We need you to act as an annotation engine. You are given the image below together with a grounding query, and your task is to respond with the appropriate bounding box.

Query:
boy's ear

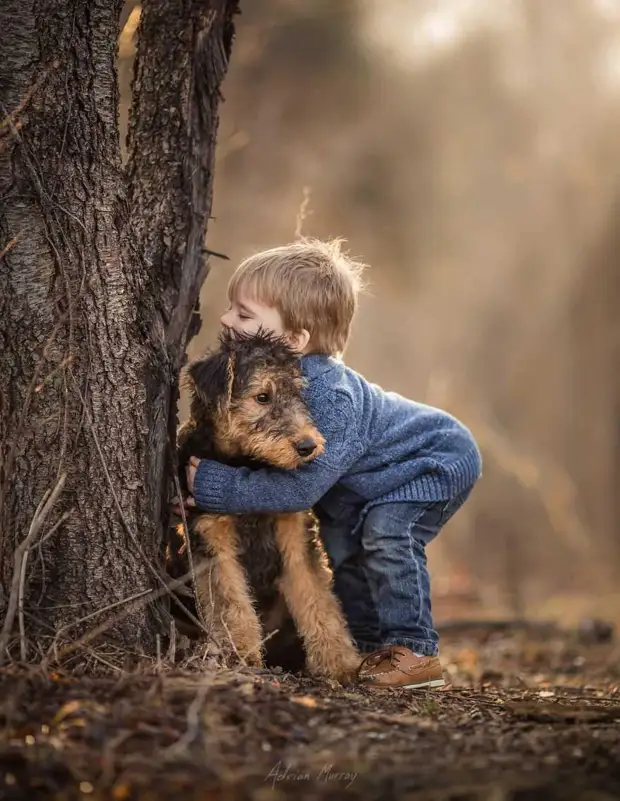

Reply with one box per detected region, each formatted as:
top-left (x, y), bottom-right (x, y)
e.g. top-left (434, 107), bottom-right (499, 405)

top-left (288, 328), bottom-right (310, 354)
top-left (182, 347), bottom-right (236, 413)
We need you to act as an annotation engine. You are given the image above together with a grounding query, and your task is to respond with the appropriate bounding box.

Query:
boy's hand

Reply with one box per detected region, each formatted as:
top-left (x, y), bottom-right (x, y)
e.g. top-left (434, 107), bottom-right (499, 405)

top-left (170, 494), bottom-right (195, 516)
top-left (170, 456), bottom-right (201, 515)
top-left (186, 456), bottom-right (201, 496)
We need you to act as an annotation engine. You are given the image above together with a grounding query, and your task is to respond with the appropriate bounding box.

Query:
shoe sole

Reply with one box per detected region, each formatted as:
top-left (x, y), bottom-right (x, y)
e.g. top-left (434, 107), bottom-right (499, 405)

top-left (361, 676), bottom-right (450, 690)
top-left (401, 678), bottom-right (447, 690)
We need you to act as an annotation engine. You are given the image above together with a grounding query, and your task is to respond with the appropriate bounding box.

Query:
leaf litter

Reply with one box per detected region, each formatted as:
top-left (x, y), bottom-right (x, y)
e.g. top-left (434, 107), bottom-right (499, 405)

top-left (0, 625), bottom-right (619, 801)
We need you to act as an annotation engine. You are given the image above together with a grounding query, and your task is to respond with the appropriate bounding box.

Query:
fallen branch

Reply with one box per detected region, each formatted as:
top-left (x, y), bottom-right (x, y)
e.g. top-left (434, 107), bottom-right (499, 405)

top-left (0, 473), bottom-right (66, 665)
top-left (46, 561), bottom-right (211, 667)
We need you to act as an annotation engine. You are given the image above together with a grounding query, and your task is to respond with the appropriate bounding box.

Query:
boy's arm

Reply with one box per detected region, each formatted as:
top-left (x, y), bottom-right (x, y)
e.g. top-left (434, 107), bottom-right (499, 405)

top-left (190, 404), bottom-right (363, 515)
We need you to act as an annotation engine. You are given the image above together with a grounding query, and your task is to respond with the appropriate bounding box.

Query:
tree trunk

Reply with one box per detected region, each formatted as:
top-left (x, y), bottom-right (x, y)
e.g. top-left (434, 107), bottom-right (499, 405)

top-left (0, 0), bottom-right (237, 667)
top-left (126, 0), bottom-right (238, 515)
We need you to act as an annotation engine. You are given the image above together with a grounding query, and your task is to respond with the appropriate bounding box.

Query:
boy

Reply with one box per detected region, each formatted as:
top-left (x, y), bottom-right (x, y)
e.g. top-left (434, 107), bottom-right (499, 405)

top-left (181, 238), bottom-right (482, 689)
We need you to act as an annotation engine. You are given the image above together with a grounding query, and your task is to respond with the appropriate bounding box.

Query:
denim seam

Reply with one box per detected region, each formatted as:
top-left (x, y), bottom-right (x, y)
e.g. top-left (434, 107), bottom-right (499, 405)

top-left (405, 517), bottom-right (423, 629)
top-left (359, 559), bottom-right (381, 639)
top-left (374, 502), bottom-right (440, 529)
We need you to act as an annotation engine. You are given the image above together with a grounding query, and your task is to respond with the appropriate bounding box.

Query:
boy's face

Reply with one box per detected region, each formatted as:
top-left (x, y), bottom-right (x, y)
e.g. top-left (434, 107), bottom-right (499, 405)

top-left (220, 292), bottom-right (311, 353)
top-left (220, 293), bottom-right (288, 338)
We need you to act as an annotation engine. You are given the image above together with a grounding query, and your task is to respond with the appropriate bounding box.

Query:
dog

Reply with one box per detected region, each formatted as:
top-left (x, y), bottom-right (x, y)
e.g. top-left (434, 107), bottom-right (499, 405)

top-left (170, 328), bottom-right (360, 682)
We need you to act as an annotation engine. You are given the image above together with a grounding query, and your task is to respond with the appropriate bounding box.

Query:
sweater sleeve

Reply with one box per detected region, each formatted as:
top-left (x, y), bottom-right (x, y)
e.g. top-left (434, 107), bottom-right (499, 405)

top-left (190, 396), bottom-right (363, 514)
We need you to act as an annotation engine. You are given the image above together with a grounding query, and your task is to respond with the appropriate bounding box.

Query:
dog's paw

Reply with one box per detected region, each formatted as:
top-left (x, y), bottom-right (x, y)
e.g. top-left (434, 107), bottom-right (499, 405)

top-left (239, 648), bottom-right (265, 669)
top-left (333, 654), bottom-right (363, 685)
top-left (307, 647), bottom-right (361, 684)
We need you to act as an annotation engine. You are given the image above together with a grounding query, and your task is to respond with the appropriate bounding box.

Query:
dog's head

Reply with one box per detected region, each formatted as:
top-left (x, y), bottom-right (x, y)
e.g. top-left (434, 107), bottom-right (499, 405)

top-left (183, 328), bottom-right (325, 469)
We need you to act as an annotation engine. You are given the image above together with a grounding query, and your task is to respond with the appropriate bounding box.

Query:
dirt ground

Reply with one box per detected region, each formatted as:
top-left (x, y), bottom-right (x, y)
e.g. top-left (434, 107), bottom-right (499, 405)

top-left (0, 622), bottom-right (619, 801)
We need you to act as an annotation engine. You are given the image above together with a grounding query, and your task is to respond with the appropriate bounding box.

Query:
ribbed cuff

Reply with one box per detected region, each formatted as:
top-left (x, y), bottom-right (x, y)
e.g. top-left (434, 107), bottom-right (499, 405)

top-left (192, 461), bottom-right (231, 513)
top-left (442, 448), bottom-right (483, 495)
top-left (395, 449), bottom-right (482, 503)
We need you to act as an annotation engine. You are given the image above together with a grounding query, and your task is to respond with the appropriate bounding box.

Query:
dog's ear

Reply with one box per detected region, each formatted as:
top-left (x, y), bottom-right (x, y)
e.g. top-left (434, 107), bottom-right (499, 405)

top-left (182, 348), bottom-right (236, 413)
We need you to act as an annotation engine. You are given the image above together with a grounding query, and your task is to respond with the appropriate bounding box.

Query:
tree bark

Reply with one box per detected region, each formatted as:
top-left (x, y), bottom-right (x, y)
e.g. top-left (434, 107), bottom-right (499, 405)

top-left (125, 0), bottom-right (238, 542)
top-left (0, 0), bottom-right (237, 666)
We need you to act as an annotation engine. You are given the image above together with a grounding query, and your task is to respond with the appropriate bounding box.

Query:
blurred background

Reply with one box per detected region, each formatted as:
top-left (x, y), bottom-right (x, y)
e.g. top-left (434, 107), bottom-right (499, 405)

top-left (119, 0), bottom-right (620, 625)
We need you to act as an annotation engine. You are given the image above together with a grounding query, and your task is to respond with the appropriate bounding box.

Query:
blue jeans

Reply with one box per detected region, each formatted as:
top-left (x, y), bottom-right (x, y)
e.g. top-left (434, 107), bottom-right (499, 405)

top-left (316, 491), bottom-right (471, 657)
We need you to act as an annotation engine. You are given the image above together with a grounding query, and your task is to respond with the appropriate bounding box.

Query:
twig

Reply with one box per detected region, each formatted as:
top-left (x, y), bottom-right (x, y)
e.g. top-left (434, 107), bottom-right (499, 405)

top-left (172, 470), bottom-right (207, 627)
top-left (163, 682), bottom-right (209, 757)
top-left (70, 376), bottom-right (205, 638)
top-left (0, 60), bottom-right (59, 133)
top-left (0, 232), bottom-right (22, 260)
top-left (294, 185), bottom-right (312, 239)
top-left (100, 730), bottom-right (133, 786)
top-left (0, 311), bottom-right (71, 532)
top-left (0, 122), bottom-right (22, 155)
top-left (19, 550), bottom-right (30, 661)
top-left (216, 607), bottom-right (256, 667)
top-left (86, 649), bottom-right (124, 675)
top-left (38, 510), bottom-right (72, 547)
top-left (33, 510), bottom-right (73, 609)
top-left (201, 246), bottom-right (229, 260)
top-left (166, 618), bottom-right (177, 664)
top-left (52, 587), bottom-right (154, 639)
top-left (0, 473), bottom-right (66, 665)
top-left (171, 442), bottom-right (231, 657)
top-left (34, 355), bottom-right (73, 393)
top-left (46, 562), bottom-right (211, 666)
top-left (156, 635), bottom-right (162, 672)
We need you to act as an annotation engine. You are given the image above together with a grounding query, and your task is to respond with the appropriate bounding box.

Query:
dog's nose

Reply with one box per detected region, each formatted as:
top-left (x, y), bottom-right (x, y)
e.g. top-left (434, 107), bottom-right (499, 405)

top-left (295, 438), bottom-right (317, 458)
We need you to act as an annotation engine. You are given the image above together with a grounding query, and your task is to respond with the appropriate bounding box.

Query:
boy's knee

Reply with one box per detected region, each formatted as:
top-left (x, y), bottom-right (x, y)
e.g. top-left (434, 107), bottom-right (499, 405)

top-left (362, 501), bottom-right (438, 539)
top-left (362, 492), bottom-right (472, 549)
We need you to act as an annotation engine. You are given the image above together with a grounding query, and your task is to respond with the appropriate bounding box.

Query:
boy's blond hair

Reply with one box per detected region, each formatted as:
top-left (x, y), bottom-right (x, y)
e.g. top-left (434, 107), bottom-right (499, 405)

top-left (228, 238), bottom-right (366, 356)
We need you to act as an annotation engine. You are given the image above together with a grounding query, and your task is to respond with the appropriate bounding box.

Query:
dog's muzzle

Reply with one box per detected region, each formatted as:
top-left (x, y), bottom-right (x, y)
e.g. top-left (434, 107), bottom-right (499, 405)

top-left (295, 438), bottom-right (318, 458)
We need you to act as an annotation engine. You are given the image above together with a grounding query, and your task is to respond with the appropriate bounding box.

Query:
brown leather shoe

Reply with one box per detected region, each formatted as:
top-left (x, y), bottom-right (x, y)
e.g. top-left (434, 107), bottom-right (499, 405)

top-left (357, 645), bottom-right (446, 689)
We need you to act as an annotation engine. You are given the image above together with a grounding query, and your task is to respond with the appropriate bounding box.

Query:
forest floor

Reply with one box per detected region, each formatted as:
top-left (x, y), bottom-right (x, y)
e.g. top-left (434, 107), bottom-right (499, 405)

top-left (1, 611), bottom-right (619, 801)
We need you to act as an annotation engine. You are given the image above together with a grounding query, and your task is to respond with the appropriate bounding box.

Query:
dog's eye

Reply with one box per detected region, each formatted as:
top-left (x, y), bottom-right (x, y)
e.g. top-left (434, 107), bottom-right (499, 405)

top-left (255, 392), bottom-right (271, 405)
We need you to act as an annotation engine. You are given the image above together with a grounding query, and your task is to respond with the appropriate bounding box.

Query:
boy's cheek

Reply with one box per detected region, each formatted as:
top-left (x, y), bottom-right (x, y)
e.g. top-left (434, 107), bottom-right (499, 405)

top-left (221, 320), bottom-right (253, 336)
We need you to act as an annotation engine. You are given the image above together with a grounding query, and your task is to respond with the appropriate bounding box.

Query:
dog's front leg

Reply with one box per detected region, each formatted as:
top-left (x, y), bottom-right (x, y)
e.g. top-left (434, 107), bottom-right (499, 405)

top-left (274, 513), bottom-right (360, 682)
top-left (193, 514), bottom-right (264, 667)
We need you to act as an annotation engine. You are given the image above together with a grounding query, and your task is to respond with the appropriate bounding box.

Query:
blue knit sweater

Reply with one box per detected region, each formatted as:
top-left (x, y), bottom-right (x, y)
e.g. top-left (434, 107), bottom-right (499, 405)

top-left (192, 354), bottom-right (482, 525)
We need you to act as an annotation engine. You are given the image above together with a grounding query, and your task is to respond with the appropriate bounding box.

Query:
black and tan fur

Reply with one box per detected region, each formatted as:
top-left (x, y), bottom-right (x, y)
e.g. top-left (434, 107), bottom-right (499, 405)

top-left (171, 328), bottom-right (360, 681)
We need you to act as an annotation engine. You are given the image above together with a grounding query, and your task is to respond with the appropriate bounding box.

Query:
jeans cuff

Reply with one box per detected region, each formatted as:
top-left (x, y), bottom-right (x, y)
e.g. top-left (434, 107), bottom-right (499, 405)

top-left (355, 638), bottom-right (439, 657)
top-left (383, 637), bottom-right (439, 657)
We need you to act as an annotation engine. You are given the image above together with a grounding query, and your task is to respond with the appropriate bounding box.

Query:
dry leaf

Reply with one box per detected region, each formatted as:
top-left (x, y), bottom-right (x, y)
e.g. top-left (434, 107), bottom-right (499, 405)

top-left (112, 783), bottom-right (132, 801)
top-left (291, 695), bottom-right (318, 708)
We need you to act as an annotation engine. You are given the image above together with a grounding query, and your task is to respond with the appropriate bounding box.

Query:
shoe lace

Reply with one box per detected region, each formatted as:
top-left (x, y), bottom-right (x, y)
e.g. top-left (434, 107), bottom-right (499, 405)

top-left (359, 645), bottom-right (407, 671)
